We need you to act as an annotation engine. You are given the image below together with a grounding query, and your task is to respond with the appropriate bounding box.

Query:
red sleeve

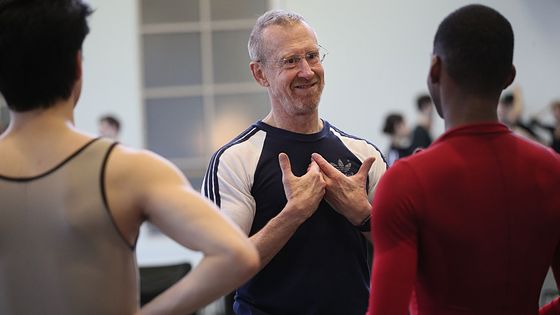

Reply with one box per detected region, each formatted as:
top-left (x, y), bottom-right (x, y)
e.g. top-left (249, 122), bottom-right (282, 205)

top-left (367, 162), bottom-right (422, 315)
top-left (540, 243), bottom-right (560, 315)
top-left (540, 297), bottom-right (560, 315)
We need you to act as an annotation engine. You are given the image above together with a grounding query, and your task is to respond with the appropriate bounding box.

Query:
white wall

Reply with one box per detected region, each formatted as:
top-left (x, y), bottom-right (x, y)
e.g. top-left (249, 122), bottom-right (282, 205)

top-left (77, 0), bottom-right (143, 148)
top-left (76, 1), bottom-right (560, 152)
top-left (281, 0), bottom-right (560, 151)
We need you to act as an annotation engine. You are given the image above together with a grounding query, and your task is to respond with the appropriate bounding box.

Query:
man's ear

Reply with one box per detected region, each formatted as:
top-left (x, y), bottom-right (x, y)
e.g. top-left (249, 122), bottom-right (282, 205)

top-left (428, 54), bottom-right (441, 85)
top-left (250, 62), bottom-right (269, 87)
top-left (503, 65), bottom-right (516, 90)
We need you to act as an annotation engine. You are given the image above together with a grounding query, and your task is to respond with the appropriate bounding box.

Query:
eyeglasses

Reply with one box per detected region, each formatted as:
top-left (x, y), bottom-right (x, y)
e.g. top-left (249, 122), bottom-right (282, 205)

top-left (259, 46), bottom-right (328, 70)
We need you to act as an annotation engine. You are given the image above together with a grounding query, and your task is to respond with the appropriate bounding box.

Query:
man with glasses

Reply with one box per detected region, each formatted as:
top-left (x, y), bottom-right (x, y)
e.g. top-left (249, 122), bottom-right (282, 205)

top-left (203, 9), bottom-right (387, 315)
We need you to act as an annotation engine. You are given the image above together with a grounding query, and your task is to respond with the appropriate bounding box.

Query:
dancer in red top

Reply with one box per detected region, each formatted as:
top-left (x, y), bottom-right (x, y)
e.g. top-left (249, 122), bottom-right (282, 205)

top-left (367, 4), bottom-right (560, 315)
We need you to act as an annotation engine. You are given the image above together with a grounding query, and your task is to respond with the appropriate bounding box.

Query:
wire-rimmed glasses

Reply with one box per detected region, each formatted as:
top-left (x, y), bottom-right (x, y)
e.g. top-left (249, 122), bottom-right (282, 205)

top-left (258, 45), bottom-right (328, 70)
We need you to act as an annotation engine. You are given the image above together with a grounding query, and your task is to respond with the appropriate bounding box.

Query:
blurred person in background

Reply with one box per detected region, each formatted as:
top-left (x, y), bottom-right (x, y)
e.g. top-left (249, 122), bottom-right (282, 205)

top-left (530, 100), bottom-right (560, 153)
top-left (98, 114), bottom-right (121, 140)
top-left (382, 112), bottom-right (412, 166)
top-left (497, 85), bottom-right (543, 143)
top-left (410, 93), bottom-right (434, 152)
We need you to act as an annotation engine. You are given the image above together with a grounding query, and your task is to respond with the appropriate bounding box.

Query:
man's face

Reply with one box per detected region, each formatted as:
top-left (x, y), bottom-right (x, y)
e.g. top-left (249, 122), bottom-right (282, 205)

top-left (422, 102), bottom-right (434, 116)
top-left (395, 120), bottom-right (410, 138)
top-left (259, 22), bottom-right (325, 117)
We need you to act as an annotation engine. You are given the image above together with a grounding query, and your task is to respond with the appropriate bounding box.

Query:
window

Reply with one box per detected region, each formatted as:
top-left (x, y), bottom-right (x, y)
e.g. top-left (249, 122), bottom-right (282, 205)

top-left (140, 0), bottom-right (271, 190)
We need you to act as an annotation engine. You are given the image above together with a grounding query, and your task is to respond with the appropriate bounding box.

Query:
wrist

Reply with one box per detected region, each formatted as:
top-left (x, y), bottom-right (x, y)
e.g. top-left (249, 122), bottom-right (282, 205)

top-left (281, 202), bottom-right (310, 225)
top-left (353, 214), bottom-right (371, 232)
top-left (348, 201), bottom-right (372, 226)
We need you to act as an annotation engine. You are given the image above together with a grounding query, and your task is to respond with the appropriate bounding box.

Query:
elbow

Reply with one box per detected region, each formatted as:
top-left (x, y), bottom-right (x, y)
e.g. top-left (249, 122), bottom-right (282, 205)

top-left (242, 244), bottom-right (261, 277)
top-left (229, 241), bottom-right (260, 279)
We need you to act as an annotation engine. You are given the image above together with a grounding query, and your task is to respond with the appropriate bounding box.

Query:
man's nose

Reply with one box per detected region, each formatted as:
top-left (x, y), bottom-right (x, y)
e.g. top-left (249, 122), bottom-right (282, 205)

top-left (296, 58), bottom-right (315, 79)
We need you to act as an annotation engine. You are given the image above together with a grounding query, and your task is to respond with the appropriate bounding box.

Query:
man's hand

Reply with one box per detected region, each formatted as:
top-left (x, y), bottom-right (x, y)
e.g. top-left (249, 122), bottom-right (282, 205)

top-left (311, 153), bottom-right (374, 226)
top-left (279, 153), bottom-right (326, 223)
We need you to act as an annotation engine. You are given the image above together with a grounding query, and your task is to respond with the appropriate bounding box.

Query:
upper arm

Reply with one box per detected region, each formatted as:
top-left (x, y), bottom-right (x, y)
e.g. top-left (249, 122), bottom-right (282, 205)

top-left (201, 146), bottom-right (258, 235)
top-left (367, 147), bottom-right (388, 202)
top-left (110, 148), bottom-right (249, 256)
top-left (368, 162), bottom-right (419, 315)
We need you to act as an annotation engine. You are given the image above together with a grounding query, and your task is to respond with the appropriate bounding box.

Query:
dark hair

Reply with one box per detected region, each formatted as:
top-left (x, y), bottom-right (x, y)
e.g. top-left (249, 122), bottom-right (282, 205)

top-left (416, 94), bottom-right (432, 111)
top-left (382, 113), bottom-right (404, 135)
top-left (433, 4), bottom-right (514, 96)
top-left (0, 0), bottom-right (93, 112)
top-left (99, 115), bottom-right (121, 132)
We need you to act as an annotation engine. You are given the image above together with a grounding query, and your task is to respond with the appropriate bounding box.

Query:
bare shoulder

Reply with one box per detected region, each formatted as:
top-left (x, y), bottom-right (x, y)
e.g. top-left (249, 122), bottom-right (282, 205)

top-left (101, 144), bottom-right (195, 236)
top-left (103, 144), bottom-right (193, 215)
top-left (107, 145), bottom-right (188, 187)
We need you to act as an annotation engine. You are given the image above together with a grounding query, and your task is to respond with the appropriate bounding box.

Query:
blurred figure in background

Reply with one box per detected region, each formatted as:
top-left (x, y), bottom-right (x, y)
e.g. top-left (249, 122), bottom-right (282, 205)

top-left (410, 94), bottom-right (434, 152)
top-left (530, 100), bottom-right (560, 153)
top-left (382, 112), bottom-right (412, 166)
top-left (497, 85), bottom-right (542, 143)
top-left (98, 114), bottom-right (121, 140)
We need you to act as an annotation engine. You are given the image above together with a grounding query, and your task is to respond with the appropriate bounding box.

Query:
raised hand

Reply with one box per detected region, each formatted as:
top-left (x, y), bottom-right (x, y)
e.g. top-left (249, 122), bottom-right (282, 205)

top-left (278, 152), bottom-right (326, 223)
top-left (311, 153), bottom-right (375, 226)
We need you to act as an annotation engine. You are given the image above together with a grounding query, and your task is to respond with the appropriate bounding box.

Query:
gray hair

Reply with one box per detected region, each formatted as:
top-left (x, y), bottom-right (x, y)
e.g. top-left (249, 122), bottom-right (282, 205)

top-left (248, 10), bottom-right (308, 61)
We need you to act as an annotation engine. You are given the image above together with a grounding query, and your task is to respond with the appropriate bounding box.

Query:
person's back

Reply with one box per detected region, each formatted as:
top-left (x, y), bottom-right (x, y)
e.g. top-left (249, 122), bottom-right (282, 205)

top-left (0, 128), bottom-right (258, 315)
top-left (368, 5), bottom-right (560, 315)
top-left (0, 138), bottom-right (138, 314)
top-left (0, 1), bottom-right (259, 314)
top-left (397, 123), bottom-right (560, 313)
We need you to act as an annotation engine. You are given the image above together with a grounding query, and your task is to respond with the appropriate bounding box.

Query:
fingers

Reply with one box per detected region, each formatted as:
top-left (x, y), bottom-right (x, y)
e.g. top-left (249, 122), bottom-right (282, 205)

top-left (282, 153), bottom-right (323, 179)
top-left (313, 153), bottom-right (376, 179)
top-left (278, 153), bottom-right (293, 179)
top-left (356, 156), bottom-right (376, 178)
top-left (311, 153), bottom-right (340, 177)
top-left (307, 160), bottom-right (320, 173)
